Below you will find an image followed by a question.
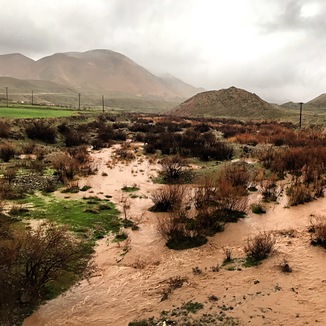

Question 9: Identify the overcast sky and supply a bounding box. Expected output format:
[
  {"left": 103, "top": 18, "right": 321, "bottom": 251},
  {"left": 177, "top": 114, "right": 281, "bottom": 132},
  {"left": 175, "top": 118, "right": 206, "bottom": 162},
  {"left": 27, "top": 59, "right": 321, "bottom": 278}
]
[{"left": 1, "top": 0, "right": 326, "bottom": 103}]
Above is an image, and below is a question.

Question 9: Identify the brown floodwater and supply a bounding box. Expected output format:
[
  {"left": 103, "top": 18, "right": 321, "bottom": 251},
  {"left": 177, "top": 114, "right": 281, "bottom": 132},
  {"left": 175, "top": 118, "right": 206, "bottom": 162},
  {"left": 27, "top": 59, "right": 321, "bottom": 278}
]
[{"left": 23, "top": 146, "right": 326, "bottom": 325}]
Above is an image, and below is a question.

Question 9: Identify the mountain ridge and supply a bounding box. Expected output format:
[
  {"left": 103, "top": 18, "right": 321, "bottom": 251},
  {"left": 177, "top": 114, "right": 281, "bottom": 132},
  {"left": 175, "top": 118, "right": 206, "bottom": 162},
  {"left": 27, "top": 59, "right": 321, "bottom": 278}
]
[{"left": 0, "top": 49, "right": 202, "bottom": 99}]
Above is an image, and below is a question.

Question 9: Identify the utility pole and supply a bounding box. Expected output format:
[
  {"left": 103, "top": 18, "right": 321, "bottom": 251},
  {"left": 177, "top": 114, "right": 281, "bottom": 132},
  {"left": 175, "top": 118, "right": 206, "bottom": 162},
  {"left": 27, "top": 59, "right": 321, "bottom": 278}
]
[
  {"left": 5, "top": 87, "right": 8, "bottom": 107},
  {"left": 299, "top": 102, "right": 303, "bottom": 129},
  {"left": 31, "top": 90, "right": 34, "bottom": 105},
  {"left": 78, "top": 93, "right": 81, "bottom": 110},
  {"left": 102, "top": 95, "right": 105, "bottom": 113}
]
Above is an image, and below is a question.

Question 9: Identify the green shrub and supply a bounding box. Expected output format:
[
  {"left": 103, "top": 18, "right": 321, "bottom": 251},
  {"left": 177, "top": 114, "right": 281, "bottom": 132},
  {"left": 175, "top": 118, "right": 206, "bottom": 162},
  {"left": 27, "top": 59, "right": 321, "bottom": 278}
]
[{"left": 251, "top": 203, "right": 266, "bottom": 214}]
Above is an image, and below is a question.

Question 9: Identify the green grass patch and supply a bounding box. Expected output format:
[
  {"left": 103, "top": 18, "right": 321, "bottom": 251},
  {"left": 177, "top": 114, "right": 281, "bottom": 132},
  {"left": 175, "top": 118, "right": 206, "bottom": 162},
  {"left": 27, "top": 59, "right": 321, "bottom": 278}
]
[
  {"left": 16, "top": 193, "right": 120, "bottom": 240},
  {"left": 243, "top": 256, "right": 261, "bottom": 268},
  {"left": 220, "top": 256, "right": 261, "bottom": 270},
  {"left": 0, "top": 106, "right": 78, "bottom": 118},
  {"left": 251, "top": 204, "right": 266, "bottom": 214},
  {"left": 121, "top": 186, "right": 140, "bottom": 192},
  {"left": 166, "top": 235, "right": 208, "bottom": 250},
  {"left": 181, "top": 301, "right": 204, "bottom": 314}
]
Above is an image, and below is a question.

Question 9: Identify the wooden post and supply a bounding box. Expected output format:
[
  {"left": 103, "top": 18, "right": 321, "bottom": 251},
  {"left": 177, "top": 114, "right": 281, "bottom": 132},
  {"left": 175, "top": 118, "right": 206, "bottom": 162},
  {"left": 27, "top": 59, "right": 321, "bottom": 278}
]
[
  {"left": 31, "top": 90, "right": 34, "bottom": 105},
  {"left": 5, "top": 87, "right": 8, "bottom": 107},
  {"left": 78, "top": 93, "right": 81, "bottom": 110},
  {"left": 102, "top": 95, "right": 105, "bottom": 113},
  {"left": 299, "top": 102, "right": 303, "bottom": 129}
]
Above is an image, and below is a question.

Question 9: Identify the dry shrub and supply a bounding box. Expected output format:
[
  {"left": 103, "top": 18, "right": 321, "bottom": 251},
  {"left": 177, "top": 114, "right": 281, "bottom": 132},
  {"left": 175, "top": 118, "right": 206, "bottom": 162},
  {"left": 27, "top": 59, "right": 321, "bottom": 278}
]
[
  {"left": 279, "top": 258, "right": 292, "bottom": 273},
  {"left": 29, "top": 160, "right": 45, "bottom": 174},
  {"left": 160, "top": 276, "right": 188, "bottom": 301},
  {"left": 0, "top": 200, "right": 4, "bottom": 213},
  {"left": 309, "top": 215, "right": 326, "bottom": 248},
  {"left": 0, "top": 120, "right": 10, "bottom": 138},
  {"left": 34, "top": 146, "right": 46, "bottom": 160},
  {"left": 0, "top": 142, "right": 16, "bottom": 162},
  {"left": 0, "top": 222, "right": 94, "bottom": 325},
  {"left": 159, "top": 155, "right": 193, "bottom": 183},
  {"left": 218, "top": 162, "right": 251, "bottom": 189},
  {"left": 25, "top": 120, "right": 56, "bottom": 143},
  {"left": 217, "top": 179, "right": 249, "bottom": 215},
  {"left": 3, "top": 167, "right": 17, "bottom": 184},
  {"left": 114, "top": 142, "right": 135, "bottom": 160},
  {"left": 287, "top": 183, "right": 314, "bottom": 206},
  {"left": 150, "top": 184, "right": 187, "bottom": 212},
  {"left": 157, "top": 209, "right": 187, "bottom": 241},
  {"left": 259, "top": 176, "right": 282, "bottom": 202},
  {"left": 157, "top": 210, "right": 207, "bottom": 250},
  {"left": 64, "top": 128, "right": 86, "bottom": 147},
  {"left": 244, "top": 231, "right": 276, "bottom": 261},
  {"left": 51, "top": 152, "right": 80, "bottom": 183},
  {"left": 193, "top": 174, "right": 248, "bottom": 233},
  {"left": 21, "top": 141, "right": 36, "bottom": 155},
  {"left": 193, "top": 175, "right": 219, "bottom": 210},
  {"left": 67, "top": 145, "right": 90, "bottom": 164},
  {"left": 0, "top": 179, "right": 25, "bottom": 200}
]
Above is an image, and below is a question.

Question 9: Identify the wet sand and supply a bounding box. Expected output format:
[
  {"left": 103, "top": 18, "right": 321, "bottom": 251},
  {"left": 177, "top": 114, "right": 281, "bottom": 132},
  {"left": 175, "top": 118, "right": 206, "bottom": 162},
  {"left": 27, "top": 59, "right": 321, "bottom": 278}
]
[{"left": 23, "top": 146, "right": 326, "bottom": 326}]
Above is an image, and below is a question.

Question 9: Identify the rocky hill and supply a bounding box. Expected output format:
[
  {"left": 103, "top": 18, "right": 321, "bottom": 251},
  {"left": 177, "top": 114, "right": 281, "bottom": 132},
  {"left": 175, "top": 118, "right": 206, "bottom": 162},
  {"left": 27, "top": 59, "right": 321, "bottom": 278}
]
[
  {"left": 0, "top": 50, "right": 201, "bottom": 100},
  {"left": 170, "top": 86, "right": 287, "bottom": 119}
]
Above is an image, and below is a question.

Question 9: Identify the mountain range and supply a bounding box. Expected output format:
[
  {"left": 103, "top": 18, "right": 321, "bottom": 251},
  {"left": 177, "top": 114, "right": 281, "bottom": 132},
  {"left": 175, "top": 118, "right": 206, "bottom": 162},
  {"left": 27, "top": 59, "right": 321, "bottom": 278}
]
[
  {"left": 0, "top": 49, "right": 326, "bottom": 120},
  {"left": 0, "top": 49, "right": 203, "bottom": 100}
]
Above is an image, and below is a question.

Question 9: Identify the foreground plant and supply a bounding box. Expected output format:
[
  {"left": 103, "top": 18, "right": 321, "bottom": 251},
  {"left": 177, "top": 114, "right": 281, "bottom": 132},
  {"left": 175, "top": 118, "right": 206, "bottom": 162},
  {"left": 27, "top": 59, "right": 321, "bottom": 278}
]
[
  {"left": 244, "top": 231, "right": 276, "bottom": 262},
  {"left": 0, "top": 219, "right": 94, "bottom": 325},
  {"left": 309, "top": 215, "right": 326, "bottom": 248}
]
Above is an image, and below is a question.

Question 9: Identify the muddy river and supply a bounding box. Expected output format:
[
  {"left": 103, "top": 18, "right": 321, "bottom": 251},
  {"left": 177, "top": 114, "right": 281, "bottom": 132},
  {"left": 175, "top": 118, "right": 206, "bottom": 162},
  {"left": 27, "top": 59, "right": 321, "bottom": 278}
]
[{"left": 23, "top": 145, "right": 326, "bottom": 325}]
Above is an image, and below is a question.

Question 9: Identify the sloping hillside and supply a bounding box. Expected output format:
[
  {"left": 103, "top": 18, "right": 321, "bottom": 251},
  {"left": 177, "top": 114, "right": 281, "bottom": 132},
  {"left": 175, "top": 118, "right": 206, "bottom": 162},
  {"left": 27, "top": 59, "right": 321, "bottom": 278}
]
[
  {"left": 0, "top": 50, "right": 201, "bottom": 99},
  {"left": 306, "top": 93, "right": 326, "bottom": 109},
  {"left": 0, "top": 53, "right": 34, "bottom": 78},
  {"left": 0, "top": 76, "right": 76, "bottom": 94},
  {"left": 170, "top": 86, "right": 287, "bottom": 119}
]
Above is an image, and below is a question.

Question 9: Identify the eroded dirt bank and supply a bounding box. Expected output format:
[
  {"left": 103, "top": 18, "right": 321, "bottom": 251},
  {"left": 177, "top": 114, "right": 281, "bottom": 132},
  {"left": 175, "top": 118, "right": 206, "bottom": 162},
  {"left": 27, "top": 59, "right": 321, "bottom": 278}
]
[{"left": 23, "top": 146, "right": 326, "bottom": 326}]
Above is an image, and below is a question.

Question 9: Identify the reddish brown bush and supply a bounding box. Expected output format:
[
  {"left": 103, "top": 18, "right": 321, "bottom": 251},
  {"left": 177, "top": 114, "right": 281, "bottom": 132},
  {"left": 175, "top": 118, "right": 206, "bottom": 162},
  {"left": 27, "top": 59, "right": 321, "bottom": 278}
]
[
  {"left": 0, "top": 120, "right": 11, "bottom": 138},
  {"left": 51, "top": 152, "right": 80, "bottom": 183},
  {"left": 309, "top": 215, "right": 326, "bottom": 248},
  {"left": 244, "top": 231, "right": 276, "bottom": 261},
  {"left": 25, "top": 120, "right": 56, "bottom": 143},
  {"left": 150, "top": 185, "right": 187, "bottom": 212},
  {"left": 0, "top": 142, "right": 16, "bottom": 162}
]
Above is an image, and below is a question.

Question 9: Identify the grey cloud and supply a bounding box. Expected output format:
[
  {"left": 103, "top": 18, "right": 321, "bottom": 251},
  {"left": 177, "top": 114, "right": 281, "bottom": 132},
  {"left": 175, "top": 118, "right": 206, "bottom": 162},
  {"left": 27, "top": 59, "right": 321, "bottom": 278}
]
[
  {"left": 1, "top": 0, "right": 326, "bottom": 103},
  {"left": 261, "top": 0, "right": 326, "bottom": 34}
]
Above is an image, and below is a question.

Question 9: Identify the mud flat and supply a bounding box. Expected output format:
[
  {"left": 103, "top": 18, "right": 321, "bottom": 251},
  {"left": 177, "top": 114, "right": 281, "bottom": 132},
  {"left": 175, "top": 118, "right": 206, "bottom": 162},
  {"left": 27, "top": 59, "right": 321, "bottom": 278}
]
[{"left": 23, "top": 146, "right": 326, "bottom": 326}]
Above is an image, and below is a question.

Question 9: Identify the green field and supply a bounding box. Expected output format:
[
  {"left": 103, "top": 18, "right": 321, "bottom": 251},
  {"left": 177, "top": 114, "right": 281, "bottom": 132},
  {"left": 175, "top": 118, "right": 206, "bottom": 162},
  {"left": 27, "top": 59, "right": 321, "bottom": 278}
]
[{"left": 0, "top": 106, "right": 80, "bottom": 118}]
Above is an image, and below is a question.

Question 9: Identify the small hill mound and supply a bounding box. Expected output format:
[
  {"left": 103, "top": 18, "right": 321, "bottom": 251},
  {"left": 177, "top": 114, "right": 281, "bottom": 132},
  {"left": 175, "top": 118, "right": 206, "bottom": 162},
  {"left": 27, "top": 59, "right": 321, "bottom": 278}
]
[
  {"left": 281, "top": 101, "right": 302, "bottom": 110},
  {"left": 170, "top": 86, "right": 285, "bottom": 119},
  {"left": 306, "top": 93, "right": 326, "bottom": 109}
]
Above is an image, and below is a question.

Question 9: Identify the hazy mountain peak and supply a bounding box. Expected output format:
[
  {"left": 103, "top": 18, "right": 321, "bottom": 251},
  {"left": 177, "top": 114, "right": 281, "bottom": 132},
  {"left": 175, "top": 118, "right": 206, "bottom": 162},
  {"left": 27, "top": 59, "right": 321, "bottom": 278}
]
[{"left": 0, "top": 49, "right": 202, "bottom": 99}]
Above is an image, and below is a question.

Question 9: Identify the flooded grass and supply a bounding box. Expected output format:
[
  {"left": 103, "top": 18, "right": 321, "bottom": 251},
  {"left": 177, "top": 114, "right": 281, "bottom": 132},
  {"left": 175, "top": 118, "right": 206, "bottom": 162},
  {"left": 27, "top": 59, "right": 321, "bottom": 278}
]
[{"left": 16, "top": 193, "right": 120, "bottom": 240}]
